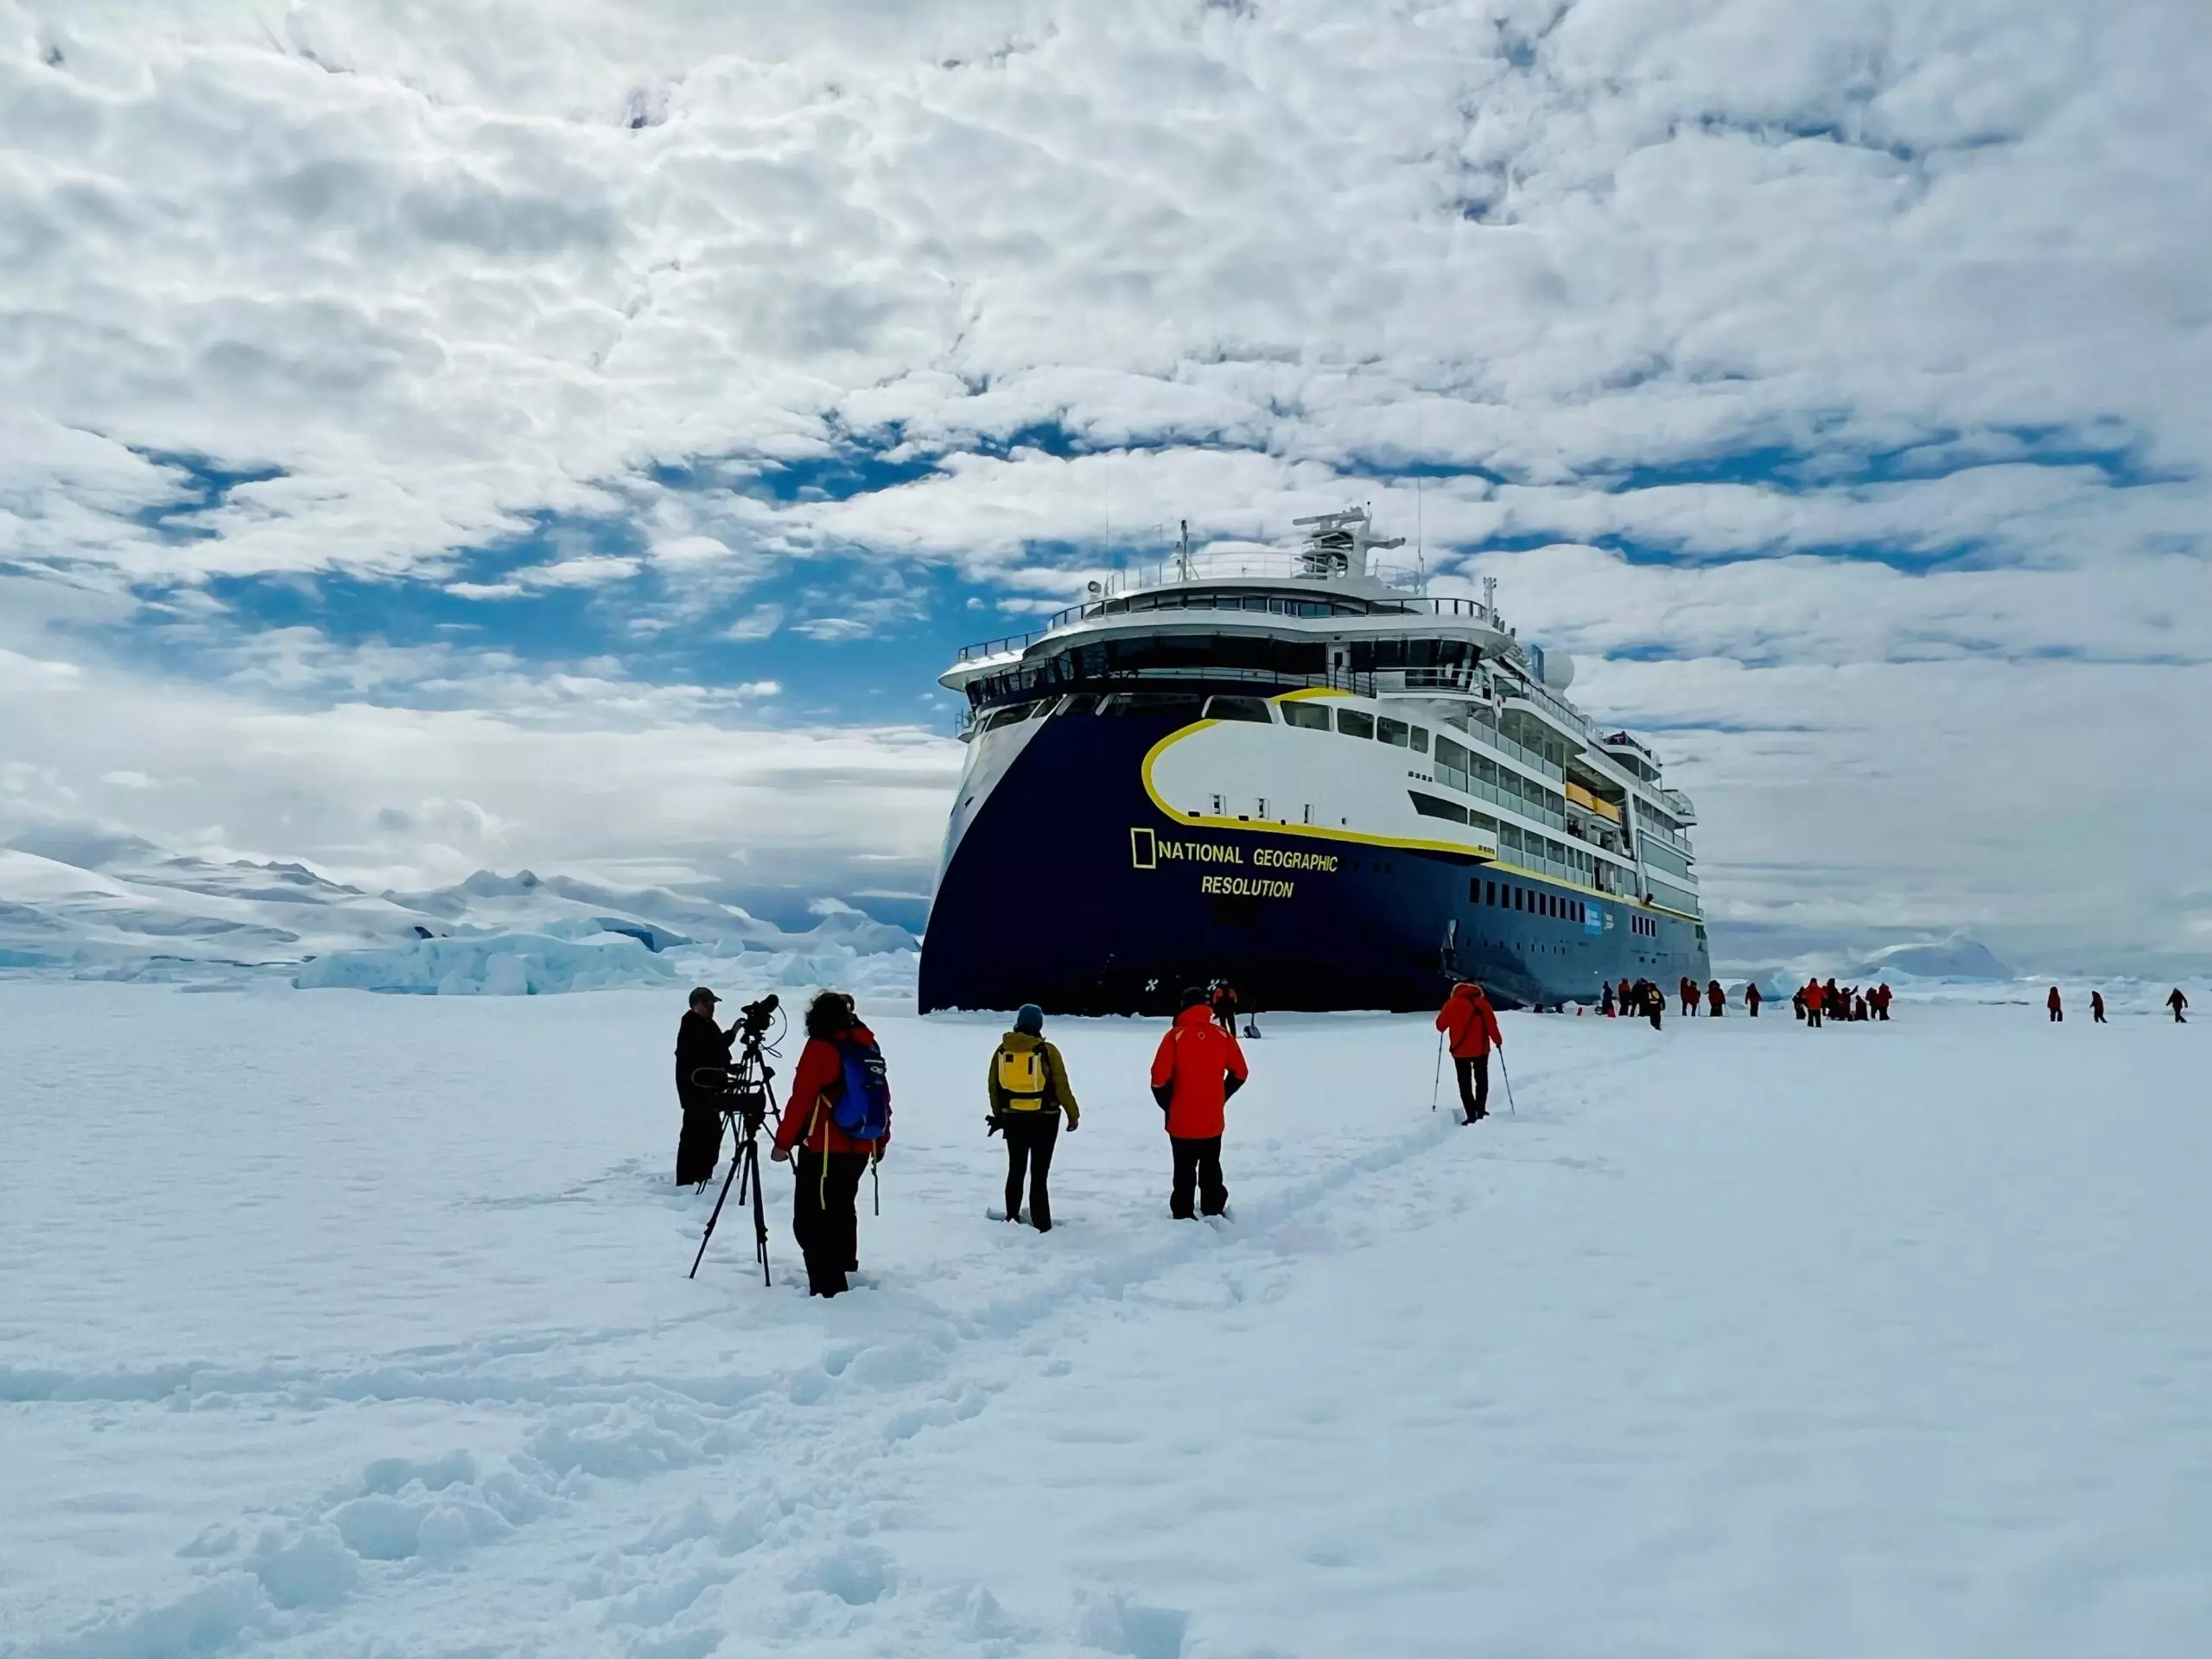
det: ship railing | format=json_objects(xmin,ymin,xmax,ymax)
[
  {"xmin": 1434, "ymin": 760, "xmax": 1567, "ymax": 833},
  {"xmin": 956, "ymin": 664, "xmax": 1384, "ymax": 738},
  {"xmin": 1659, "ymin": 786, "xmax": 1698, "ymax": 824},
  {"xmin": 1101, "ymin": 550, "xmax": 1428, "ymax": 595},
  {"xmin": 1500, "ymin": 679, "xmax": 1599, "ymax": 744},
  {"xmin": 953, "ymin": 589, "xmax": 1510, "ymax": 665},
  {"xmin": 1433, "ymin": 710, "xmax": 1563, "ymax": 783},
  {"xmin": 1636, "ymin": 815, "xmax": 1694, "ymax": 858}
]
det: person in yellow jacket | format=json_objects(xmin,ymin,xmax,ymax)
[{"xmin": 987, "ymin": 1003, "xmax": 1079, "ymax": 1231}]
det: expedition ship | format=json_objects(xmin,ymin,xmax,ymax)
[{"xmin": 920, "ymin": 509, "xmax": 1710, "ymax": 1014}]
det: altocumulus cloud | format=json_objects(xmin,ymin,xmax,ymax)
[{"xmin": 0, "ymin": 0, "xmax": 2206, "ymax": 963}]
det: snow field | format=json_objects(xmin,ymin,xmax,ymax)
[{"xmin": 3, "ymin": 987, "xmax": 2209, "ymax": 1656}]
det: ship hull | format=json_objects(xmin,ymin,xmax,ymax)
[{"xmin": 920, "ymin": 709, "xmax": 1710, "ymax": 1014}]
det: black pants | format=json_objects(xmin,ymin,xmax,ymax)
[
  {"xmin": 1648, "ymin": 1005, "xmax": 1663, "ymax": 1030},
  {"xmin": 1452, "ymin": 1052, "xmax": 1490, "ymax": 1120},
  {"xmin": 2050, "ymin": 1008, "xmax": 2063, "ymax": 1022},
  {"xmin": 2093, "ymin": 1007, "xmax": 2106, "ymax": 1024},
  {"xmin": 676, "ymin": 1103, "xmax": 723, "ymax": 1186},
  {"xmin": 793, "ymin": 1148, "xmax": 868, "ymax": 1297},
  {"xmin": 1002, "ymin": 1110, "xmax": 1061, "ymax": 1230},
  {"xmin": 1170, "ymin": 1135, "xmax": 1227, "ymax": 1218},
  {"xmin": 1808, "ymin": 1007, "xmax": 1821, "ymax": 1027}
]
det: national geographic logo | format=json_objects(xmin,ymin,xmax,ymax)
[{"xmin": 1130, "ymin": 827, "xmax": 1340, "ymax": 874}]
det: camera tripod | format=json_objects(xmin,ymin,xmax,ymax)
[{"xmin": 686, "ymin": 1030, "xmax": 782, "ymax": 1286}]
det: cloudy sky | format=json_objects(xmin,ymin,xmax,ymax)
[{"xmin": 3, "ymin": 0, "xmax": 2207, "ymax": 965}]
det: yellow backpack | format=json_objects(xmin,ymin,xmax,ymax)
[{"xmin": 995, "ymin": 1044, "xmax": 1050, "ymax": 1108}]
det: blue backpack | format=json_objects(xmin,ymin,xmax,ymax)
[{"xmin": 830, "ymin": 1036, "xmax": 892, "ymax": 1141}]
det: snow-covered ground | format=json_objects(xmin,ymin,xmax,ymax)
[{"xmin": 4, "ymin": 986, "xmax": 2208, "ymax": 1657}]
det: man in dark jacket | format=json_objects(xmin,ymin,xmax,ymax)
[
  {"xmin": 674, "ymin": 988, "xmax": 734, "ymax": 1187},
  {"xmin": 1151, "ymin": 986, "xmax": 1249, "ymax": 1219},
  {"xmin": 1436, "ymin": 980, "xmax": 1503, "ymax": 1123},
  {"xmin": 988, "ymin": 1003, "xmax": 1080, "ymax": 1231},
  {"xmin": 2169, "ymin": 988, "xmax": 2190, "ymax": 1023}
]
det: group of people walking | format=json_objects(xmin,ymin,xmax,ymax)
[
  {"xmin": 672, "ymin": 982, "xmax": 1253, "ymax": 1298},
  {"xmin": 2047, "ymin": 986, "xmax": 2191, "ymax": 1023},
  {"xmin": 1792, "ymin": 980, "xmax": 1892, "ymax": 1027},
  {"xmin": 1595, "ymin": 976, "xmax": 1764, "ymax": 1027}
]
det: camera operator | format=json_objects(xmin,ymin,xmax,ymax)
[{"xmin": 673, "ymin": 987, "xmax": 734, "ymax": 1187}]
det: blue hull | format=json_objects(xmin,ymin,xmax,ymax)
[{"xmin": 920, "ymin": 711, "xmax": 1710, "ymax": 1014}]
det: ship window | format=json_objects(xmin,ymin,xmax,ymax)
[
  {"xmin": 1028, "ymin": 698, "xmax": 1057, "ymax": 719},
  {"xmin": 1408, "ymin": 791, "xmax": 1469, "ymax": 823},
  {"xmin": 1513, "ymin": 887, "xmax": 1524, "ymax": 911},
  {"xmin": 1281, "ymin": 700, "xmax": 1332, "ymax": 732},
  {"xmin": 1105, "ymin": 692, "xmax": 1205, "ymax": 721},
  {"xmin": 1203, "ymin": 695, "xmax": 1274, "ymax": 724},
  {"xmin": 1377, "ymin": 717, "xmax": 1411, "ymax": 747},
  {"xmin": 1336, "ymin": 709, "xmax": 1375, "ymax": 739},
  {"xmin": 1408, "ymin": 726, "xmax": 1430, "ymax": 754},
  {"xmin": 1486, "ymin": 880, "xmax": 1497, "ymax": 906},
  {"xmin": 1435, "ymin": 736, "xmax": 1471, "ymax": 772},
  {"xmin": 983, "ymin": 703, "xmax": 1033, "ymax": 730},
  {"xmin": 1061, "ymin": 694, "xmax": 1100, "ymax": 716}
]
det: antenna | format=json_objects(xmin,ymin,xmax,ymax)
[
  {"xmin": 1178, "ymin": 518, "xmax": 1191, "ymax": 582},
  {"xmin": 1483, "ymin": 574, "xmax": 1498, "ymax": 621}
]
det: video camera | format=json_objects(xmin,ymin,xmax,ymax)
[{"xmin": 737, "ymin": 992, "xmax": 779, "ymax": 1039}]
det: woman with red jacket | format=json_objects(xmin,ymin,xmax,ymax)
[
  {"xmin": 1150, "ymin": 986, "xmax": 1250, "ymax": 1218},
  {"xmin": 772, "ymin": 990, "xmax": 891, "ymax": 1297},
  {"xmin": 1436, "ymin": 979, "xmax": 1503, "ymax": 1124}
]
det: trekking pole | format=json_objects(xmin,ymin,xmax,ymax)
[
  {"xmin": 1497, "ymin": 1048, "xmax": 1517, "ymax": 1116},
  {"xmin": 871, "ymin": 1154, "xmax": 880, "ymax": 1217},
  {"xmin": 1430, "ymin": 1030, "xmax": 1445, "ymax": 1113}
]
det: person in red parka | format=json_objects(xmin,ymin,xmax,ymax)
[
  {"xmin": 772, "ymin": 989, "xmax": 891, "ymax": 1297},
  {"xmin": 1745, "ymin": 981, "xmax": 1763, "ymax": 1017},
  {"xmin": 1150, "ymin": 985, "xmax": 1250, "ymax": 1219},
  {"xmin": 1804, "ymin": 978, "xmax": 1825, "ymax": 1028},
  {"xmin": 2046, "ymin": 986, "xmax": 2063, "ymax": 1023},
  {"xmin": 1436, "ymin": 979, "xmax": 1503, "ymax": 1124}
]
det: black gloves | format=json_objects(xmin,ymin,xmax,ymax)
[
  {"xmin": 1152, "ymin": 1083, "xmax": 1173, "ymax": 1113},
  {"xmin": 1224, "ymin": 1073, "xmax": 1245, "ymax": 1100}
]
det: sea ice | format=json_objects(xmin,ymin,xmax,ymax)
[{"xmin": 3, "ymin": 984, "xmax": 2206, "ymax": 1656}]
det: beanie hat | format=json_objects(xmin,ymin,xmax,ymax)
[
  {"xmin": 1180, "ymin": 985, "xmax": 1208, "ymax": 1010},
  {"xmin": 1014, "ymin": 1003, "xmax": 1044, "ymax": 1035}
]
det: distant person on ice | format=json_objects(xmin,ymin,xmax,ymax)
[
  {"xmin": 1707, "ymin": 979, "xmax": 1725, "ymax": 1017},
  {"xmin": 1599, "ymin": 981, "xmax": 1615, "ymax": 1018},
  {"xmin": 1151, "ymin": 985, "xmax": 1249, "ymax": 1219},
  {"xmin": 1436, "ymin": 979, "xmax": 1503, "ymax": 1125},
  {"xmin": 1680, "ymin": 976, "xmax": 1698, "ymax": 1017},
  {"xmin": 771, "ymin": 991, "xmax": 891, "ymax": 1298},
  {"xmin": 2047, "ymin": 986, "xmax": 2063, "ymax": 1023},
  {"xmin": 2091, "ymin": 990, "xmax": 2107, "ymax": 1025},
  {"xmin": 673, "ymin": 987, "xmax": 734, "ymax": 1188},
  {"xmin": 2168, "ymin": 988, "xmax": 2189, "ymax": 1023},
  {"xmin": 987, "ymin": 1003, "xmax": 1079, "ymax": 1232},
  {"xmin": 1641, "ymin": 979, "xmax": 1664, "ymax": 1030},
  {"xmin": 1210, "ymin": 980, "xmax": 1240, "ymax": 1035},
  {"xmin": 1745, "ymin": 981, "xmax": 1763, "ymax": 1017},
  {"xmin": 1804, "ymin": 979, "xmax": 1825, "ymax": 1028}
]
